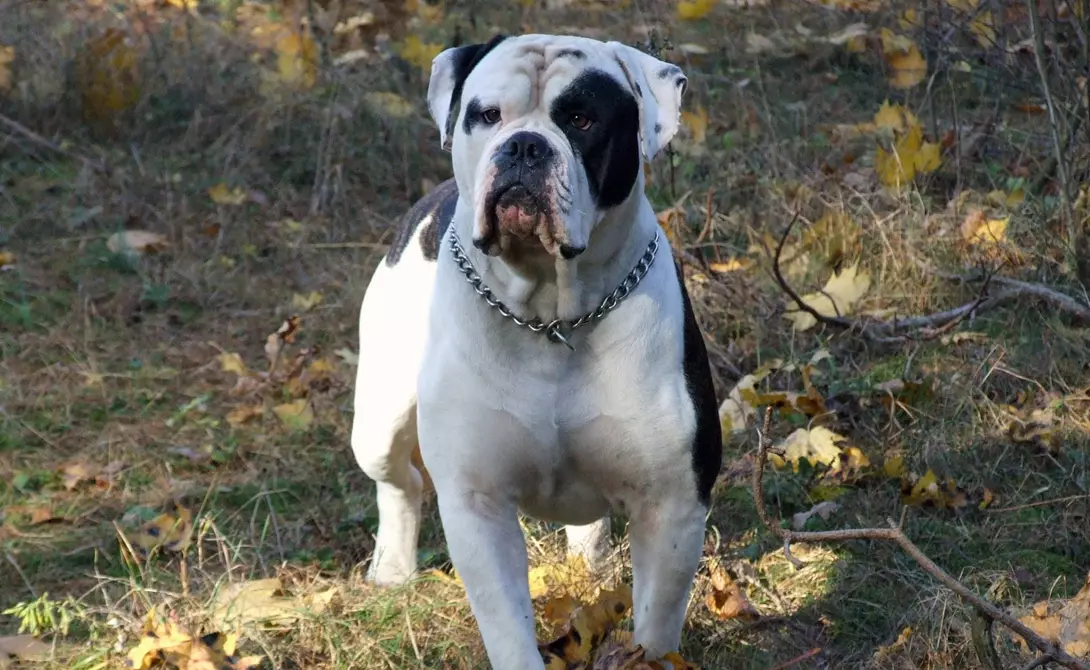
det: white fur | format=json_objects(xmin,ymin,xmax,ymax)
[{"xmin": 353, "ymin": 35, "xmax": 709, "ymax": 669}]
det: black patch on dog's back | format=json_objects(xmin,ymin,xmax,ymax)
[
  {"xmin": 384, "ymin": 178, "xmax": 459, "ymax": 267},
  {"xmin": 443, "ymin": 34, "xmax": 508, "ymax": 143},
  {"xmin": 549, "ymin": 69, "xmax": 641, "ymax": 209},
  {"xmin": 674, "ymin": 260, "xmax": 723, "ymax": 507}
]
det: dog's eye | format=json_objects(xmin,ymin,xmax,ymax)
[
  {"xmin": 480, "ymin": 108, "xmax": 502, "ymax": 125},
  {"xmin": 569, "ymin": 113, "xmax": 593, "ymax": 131}
]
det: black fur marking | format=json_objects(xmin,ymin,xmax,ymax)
[
  {"xmin": 675, "ymin": 76, "xmax": 687, "ymax": 94},
  {"xmin": 657, "ymin": 64, "xmax": 681, "ymax": 79},
  {"xmin": 549, "ymin": 69, "xmax": 640, "ymax": 209},
  {"xmin": 674, "ymin": 260, "xmax": 723, "ymax": 507},
  {"xmin": 555, "ymin": 48, "xmax": 586, "ymax": 60},
  {"xmin": 653, "ymin": 122, "xmax": 662, "ymax": 135},
  {"xmin": 384, "ymin": 178, "xmax": 459, "ymax": 267},
  {"xmin": 462, "ymin": 97, "xmax": 485, "ymax": 135},
  {"xmin": 443, "ymin": 34, "xmax": 508, "ymax": 144}
]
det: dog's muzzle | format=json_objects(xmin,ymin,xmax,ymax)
[{"xmin": 474, "ymin": 131, "xmax": 581, "ymax": 259}]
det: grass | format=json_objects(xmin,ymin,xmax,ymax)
[{"xmin": 2, "ymin": 0, "xmax": 1090, "ymax": 668}]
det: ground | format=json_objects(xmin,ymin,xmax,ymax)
[{"xmin": 1, "ymin": 0, "xmax": 1089, "ymax": 668}]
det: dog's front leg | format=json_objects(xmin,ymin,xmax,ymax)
[
  {"xmin": 437, "ymin": 488, "xmax": 545, "ymax": 670},
  {"xmin": 627, "ymin": 495, "xmax": 707, "ymax": 660}
]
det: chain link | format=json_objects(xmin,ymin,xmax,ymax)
[{"xmin": 448, "ymin": 228, "xmax": 660, "ymax": 351}]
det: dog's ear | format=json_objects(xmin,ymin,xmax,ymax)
[
  {"xmin": 427, "ymin": 34, "xmax": 508, "ymax": 152},
  {"xmin": 608, "ymin": 42, "xmax": 688, "ymax": 162}
]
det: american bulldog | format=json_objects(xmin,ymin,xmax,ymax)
[{"xmin": 351, "ymin": 33, "xmax": 723, "ymax": 669}]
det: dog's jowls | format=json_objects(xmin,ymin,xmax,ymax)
[{"xmin": 350, "ymin": 34, "xmax": 723, "ymax": 669}]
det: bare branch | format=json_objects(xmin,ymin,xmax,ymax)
[
  {"xmin": 0, "ymin": 112, "xmax": 109, "ymax": 175},
  {"xmin": 750, "ymin": 407, "xmax": 1090, "ymax": 670}
]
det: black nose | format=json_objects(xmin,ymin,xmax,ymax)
[{"xmin": 500, "ymin": 131, "xmax": 554, "ymax": 165}]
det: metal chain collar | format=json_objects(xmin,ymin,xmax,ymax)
[{"xmin": 447, "ymin": 228, "xmax": 660, "ymax": 351}]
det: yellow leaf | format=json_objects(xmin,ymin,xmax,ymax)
[
  {"xmin": 875, "ymin": 118, "xmax": 941, "ymax": 189},
  {"xmin": 879, "ymin": 27, "xmax": 916, "ymax": 54},
  {"xmin": 208, "ymin": 182, "xmax": 248, "ymax": 206},
  {"xmin": 718, "ymin": 370, "xmax": 775, "ymax": 435},
  {"xmin": 60, "ymin": 461, "xmax": 99, "ymax": 491},
  {"xmin": 968, "ymin": 10, "xmax": 997, "ymax": 47},
  {"xmin": 397, "ymin": 35, "xmax": 444, "ymax": 73},
  {"xmin": 363, "ymin": 91, "xmax": 415, "ymax": 119},
  {"xmin": 537, "ymin": 584, "xmax": 633, "ymax": 664},
  {"xmin": 131, "ymin": 505, "xmax": 195, "ymax": 553},
  {"xmin": 218, "ymin": 352, "xmax": 250, "ymax": 376},
  {"xmin": 783, "ymin": 263, "xmax": 871, "ymax": 331},
  {"xmin": 901, "ymin": 469, "xmax": 968, "ymax": 510},
  {"xmin": 961, "ymin": 209, "xmax": 1009, "ymax": 245},
  {"xmin": 273, "ymin": 398, "xmax": 314, "ymax": 430},
  {"xmin": 680, "ymin": 105, "xmax": 708, "ymax": 144},
  {"xmin": 0, "ymin": 44, "xmax": 13, "ymax": 93},
  {"xmin": 227, "ymin": 404, "xmax": 265, "ymax": 426},
  {"xmin": 0, "ymin": 250, "xmax": 15, "ymax": 271},
  {"xmin": 275, "ymin": 31, "xmax": 319, "ymax": 90},
  {"xmin": 707, "ymin": 257, "xmax": 753, "ymax": 273},
  {"xmin": 886, "ymin": 44, "xmax": 927, "ymax": 89},
  {"xmin": 126, "ymin": 618, "xmax": 193, "ymax": 670},
  {"xmin": 106, "ymin": 230, "xmax": 169, "ymax": 255},
  {"xmin": 291, "ymin": 291, "xmax": 324, "ymax": 311},
  {"xmin": 210, "ymin": 577, "xmax": 302, "ymax": 628},
  {"xmin": 775, "ymin": 426, "xmax": 847, "ymax": 471},
  {"xmin": 883, "ymin": 452, "xmax": 906, "ymax": 478},
  {"xmin": 677, "ymin": 0, "xmax": 716, "ymax": 20},
  {"xmin": 898, "ymin": 8, "xmax": 920, "ymax": 29}
]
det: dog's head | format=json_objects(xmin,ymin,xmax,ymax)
[{"xmin": 426, "ymin": 34, "xmax": 687, "ymax": 260}]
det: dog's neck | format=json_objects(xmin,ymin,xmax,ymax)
[{"xmin": 455, "ymin": 184, "xmax": 658, "ymax": 325}]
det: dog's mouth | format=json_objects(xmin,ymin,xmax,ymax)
[{"xmin": 490, "ymin": 184, "xmax": 546, "ymax": 235}]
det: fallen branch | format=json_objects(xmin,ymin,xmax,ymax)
[
  {"xmin": 0, "ymin": 112, "xmax": 109, "ymax": 175},
  {"xmin": 749, "ymin": 407, "xmax": 1090, "ymax": 670},
  {"xmin": 769, "ymin": 215, "xmax": 1090, "ymax": 342},
  {"xmin": 768, "ymin": 214, "xmax": 997, "ymax": 343}
]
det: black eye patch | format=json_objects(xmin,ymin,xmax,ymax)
[{"xmin": 549, "ymin": 69, "xmax": 641, "ymax": 209}]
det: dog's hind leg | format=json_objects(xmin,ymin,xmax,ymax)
[
  {"xmin": 564, "ymin": 517, "xmax": 611, "ymax": 572},
  {"xmin": 351, "ymin": 256, "xmax": 435, "ymax": 586}
]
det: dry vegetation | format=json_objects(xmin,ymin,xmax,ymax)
[{"xmin": 1, "ymin": 0, "xmax": 1090, "ymax": 667}]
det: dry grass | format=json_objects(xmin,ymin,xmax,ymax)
[{"xmin": 2, "ymin": 0, "xmax": 1090, "ymax": 668}]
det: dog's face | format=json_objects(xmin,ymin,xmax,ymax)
[{"xmin": 426, "ymin": 34, "xmax": 687, "ymax": 260}]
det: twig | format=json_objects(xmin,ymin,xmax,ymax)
[
  {"xmin": 1021, "ymin": 655, "xmax": 1055, "ymax": 670},
  {"xmin": 987, "ymin": 494, "xmax": 1090, "ymax": 514},
  {"xmin": 766, "ymin": 647, "xmax": 822, "ymax": 670},
  {"xmin": 750, "ymin": 407, "xmax": 1090, "ymax": 670},
  {"xmin": 768, "ymin": 215, "xmax": 998, "ymax": 343},
  {"xmin": 1025, "ymin": 0, "xmax": 1074, "ymax": 227},
  {"xmin": 0, "ymin": 112, "xmax": 109, "ymax": 174}
]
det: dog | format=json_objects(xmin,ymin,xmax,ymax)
[{"xmin": 351, "ymin": 33, "xmax": 723, "ymax": 669}]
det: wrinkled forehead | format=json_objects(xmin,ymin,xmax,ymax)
[{"xmin": 463, "ymin": 35, "xmax": 628, "ymax": 104}]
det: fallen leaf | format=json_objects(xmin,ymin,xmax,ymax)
[
  {"xmin": 792, "ymin": 501, "xmax": 840, "ymax": 530},
  {"xmin": 1015, "ymin": 573, "xmax": 1090, "ymax": 657},
  {"xmin": 704, "ymin": 562, "xmax": 760, "ymax": 621},
  {"xmin": 208, "ymin": 183, "xmax": 249, "ymax": 206},
  {"xmin": 290, "ymin": 291, "xmax": 324, "ymax": 311},
  {"xmin": 707, "ymin": 258, "xmax": 753, "ymax": 273},
  {"xmin": 273, "ymin": 399, "xmax": 314, "ymax": 430},
  {"xmin": 274, "ymin": 30, "xmax": 319, "ymax": 90},
  {"xmin": 827, "ymin": 22, "xmax": 870, "ymax": 47},
  {"xmin": 265, "ymin": 316, "xmax": 302, "ymax": 366},
  {"xmin": 60, "ymin": 461, "xmax": 100, "ymax": 490},
  {"xmin": 677, "ymin": 0, "xmax": 716, "ymax": 20},
  {"xmin": 782, "ymin": 263, "xmax": 871, "ymax": 331},
  {"xmin": 538, "ymin": 584, "xmax": 633, "ymax": 665},
  {"xmin": 210, "ymin": 577, "xmax": 301, "ymax": 628},
  {"xmin": 218, "ymin": 352, "xmax": 250, "ymax": 376},
  {"xmin": 901, "ymin": 469, "xmax": 968, "ymax": 510},
  {"xmin": 76, "ymin": 28, "xmax": 142, "ymax": 132},
  {"xmin": 770, "ymin": 426, "xmax": 847, "ymax": 471},
  {"xmin": 131, "ymin": 505, "xmax": 194, "ymax": 553},
  {"xmin": 880, "ymin": 29, "xmax": 927, "ymax": 89},
  {"xmin": 961, "ymin": 210, "xmax": 1008, "ymax": 245},
  {"xmin": 106, "ymin": 230, "xmax": 169, "ymax": 255},
  {"xmin": 0, "ymin": 250, "xmax": 15, "ymax": 271},
  {"xmin": 875, "ymin": 115, "xmax": 942, "ymax": 189},
  {"xmin": 227, "ymin": 404, "xmax": 265, "ymax": 427}
]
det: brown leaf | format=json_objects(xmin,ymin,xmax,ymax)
[
  {"xmin": 226, "ymin": 404, "xmax": 265, "ymax": 427},
  {"xmin": 0, "ymin": 635, "xmax": 50, "ymax": 664},
  {"xmin": 106, "ymin": 230, "xmax": 168, "ymax": 255},
  {"xmin": 704, "ymin": 563, "xmax": 759, "ymax": 621},
  {"xmin": 60, "ymin": 461, "xmax": 100, "ymax": 491}
]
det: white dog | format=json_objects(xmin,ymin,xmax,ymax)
[{"xmin": 351, "ymin": 33, "xmax": 722, "ymax": 669}]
